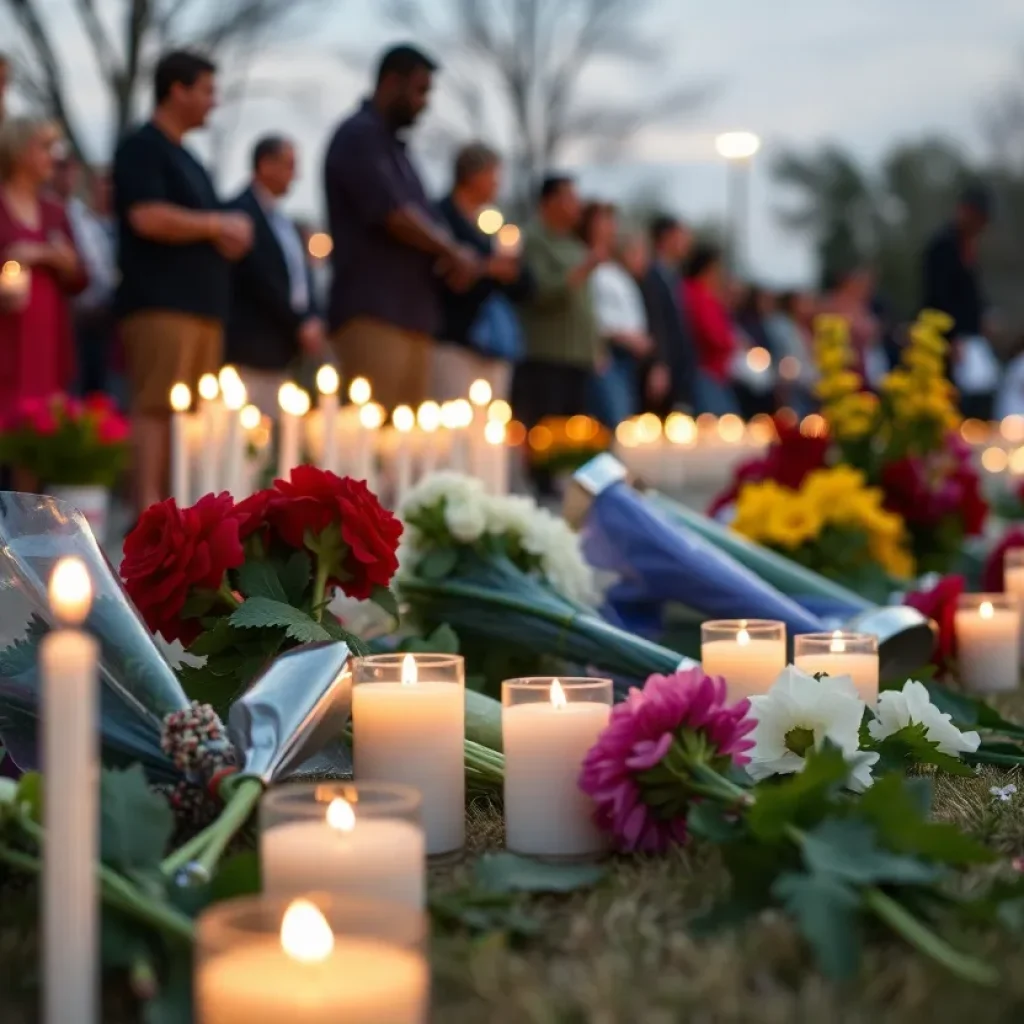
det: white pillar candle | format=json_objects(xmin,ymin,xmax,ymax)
[
  {"xmin": 954, "ymin": 595, "xmax": 1020, "ymax": 694},
  {"xmin": 355, "ymin": 402, "xmax": 383, "ymax": 491},
  {"xmin": 169, "ymin": 383, "xmax": 192, "ymax": 506},
  {"xmin": 221, "ymin": 377, "xmax": 248, "ymax": 497},
  {"xmin": 793, "ymin": 631, "xmax": 879, "ymax": 706},
  {"xmin": 352, "ymin": 654, "xmax": 465, "ymax": 855},
  {"xmin": 502, "ymin": 678, "xmax": 612, "ymax": 859},
  {"xmin": 442, "ymin": 400, "xmax": 471, "ymax": 474},
  {"xmin": 468, "ymin": 379, "xmax": 492, "ymax": 480},
  {"xmin": 42, "ymin": 558, "xmax": 99, "ymax": 1024},
  {"xmin": 197, "ymin": 373, "xmax": 221, "ymax": 497},
  {"xmin": 701, "ymin": 620, "xmax": 787, "ymax": 702},
  {"xmin": 416, "ymin": 402, "xmax": 441, "ymax": 482},
  {"xmin": 391, "ymin": 405, "xmax": 415, "ymax": 506},
  {"xmin": 277, "ymin": 382, "xmax": 309, "ymax": 480},
  {"xmin": 483, "ymin": 421, "xmax": 508, "ymax": 495},
  {"xmin": 261, "ymin": 796, "xmax": 425, "ymax": 907},
  {"xmin": 1004, "ymin": 556, "xmax": 1024, "ymax": 657},
  {"xmin": 196, "ymin": 900, "xmax": 427, "ymax": 1024},
  {"xmin": 316, "ymin": 365, "xmax": 341, "ymax": 475}
]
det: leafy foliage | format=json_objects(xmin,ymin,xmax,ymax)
[{"xmin": 868, "ymin": 722, "xmax": 977, "ymax": 778}]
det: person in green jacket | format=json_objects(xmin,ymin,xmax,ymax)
[{"xmin": 511, "ymin": 175, "xmax": 607, "ymax": 429}]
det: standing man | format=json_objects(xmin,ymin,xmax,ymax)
[
  {"xmin": 114, "ymin": 50, "xmax": 252, "ymax": 514},
  {"xmin": 226, "ymin": 135, "xmax": 324, "ymax": 414},
  {"xmin": 324, "ymin": 43, "xmax": 478, "ymax": 410},
  {"xmin": 640, "ymin": 215, "xmax": 697, "ymax": 413},
  {"xmin": 511, "ymin": 175, "xmax": 603, "ymax": 429}
]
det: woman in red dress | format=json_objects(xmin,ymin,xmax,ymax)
[{"xmin": 0, "ymin": 118, "xmax": 87, "ymax": 409}]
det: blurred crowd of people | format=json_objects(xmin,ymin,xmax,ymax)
[{"xmin": 0, "ymin": 44, "xmax": 1008, "ymax": 515}]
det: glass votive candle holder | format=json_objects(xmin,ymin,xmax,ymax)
[
  {"xmin": 195, "ymin": 892, "xmax": 427, "ymax": 1024},
  {"xmin": 1004, "ymin": 550, "xmax": 1024, "ymax": 656},
  {"xmin": 351, "ymin": 653, "xmax": 465, "ymax": 857},
  {"xmin": 701, "ymin": 619, "xmax": 787, "ymax": 702},
  {"xmin": 794, "ymin": 631, "xmax": 879, "ymax": 705},
  {"xmin": 260, "ymin": 782, "xmax": 425, "ymax": 907},
  {"xmin": 502, "ymin": 677, "xmax": 613, "ymax": 860},
  {"xmin": 954, "ymin": 594, "xmax": 1020, "ymax": 694}
]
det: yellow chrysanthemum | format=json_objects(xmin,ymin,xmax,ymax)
[
  {"xmin": 763, "ymin": 499, "xmax": 825, "ymax": 550},
  {"xmin": 732, "ymin": 480, "xmax": 793, "ymax": 541},
  {"xmin": 907, "ymin": 327, "xmax": 948, "ymax": 358},
  {"xmin": 815, "ymin": 371, "xmax": 863, "ymax": 403},
  {"xmin": 903, "ymin": 348, "xmax": 945, "ymax": 378},
  {"xmin": 870, "ymin": 537, "xmax": 915, "ymax": 580},
  {"xmin": 802, "ymin": 466, "xmax": 866, "ymax": 507},
  {"xmin": 917, "ymin": 309, "xmax": 954, "ymax": 334},
  {"xmin": 816, "ymin": 347, "xmax": 849, "ymax": 376}
]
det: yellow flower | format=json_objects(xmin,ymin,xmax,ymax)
[
  {"xmin": 815, "ymin": 371, "xmax": 862, "ymax": 403},
  {"xmin": 816, "ymin": 347, "xmax": 849, "ymax": 376},
  {"xmin": 732, "ymin": 480, "xmax": 793, "ymax": 541},
  {"xmin": 764, "ymin": 499, "xmax": 824, "ymax": 550},
  {"xmin": 903, "ymin": 347, "xmax": 945, "ymax": 378},
  {"xmin": 870, "ymin": 536, "xmax": 915, "ymax": 579},
  {"xmin": 917, "ymin": 309, "xmax": 954, "ymax": 334},
  {"xmin": 802, "ymin": 466, "xmax": 866, "ymax": 508},
  {"xmin": 907, "ymin": 326, "xmax": 948, "ymax": 358},
  {"xmin": 813, "ymin": 314, "xmax": 851, "ymax": 346}
]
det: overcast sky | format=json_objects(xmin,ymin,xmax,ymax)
[{"xmin": 13, "ymin": 0, "xmax": 1024, "ymax": 283}]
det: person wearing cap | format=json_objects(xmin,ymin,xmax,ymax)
[{"xmin": 921, "ymin": 184, "xmax": 997, "ymax": 418}]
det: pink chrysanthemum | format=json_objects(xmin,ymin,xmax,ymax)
[{"xmin": 579, "ymin": 668, "xmax": 756, "ymax": 852}]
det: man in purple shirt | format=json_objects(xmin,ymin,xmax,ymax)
[{"xmin": 324, "ymin": 44, "xmax": 479, "ymax": 410}]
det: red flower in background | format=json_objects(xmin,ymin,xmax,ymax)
[
  {"xmin": 121, "ymin": 492, "xmax": 246, "ymax": 644},
  {"xmin": 982, "ymin": 527, "xmax": 1024, "ymax": 593},
  {"xmin": 903, "ymin": 574, "xmax": 964, "ymax": 673},
  {"xmin": 234, "ymin": 488, "xmax": 281, "ymax": 541}
]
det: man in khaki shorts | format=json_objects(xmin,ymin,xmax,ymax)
[{"xmin": 114, "ymin": 50, "xmax": 252, "ymax": 514}]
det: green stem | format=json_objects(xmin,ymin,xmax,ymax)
[
  {"xmin": 863, "ymin": 888, "xmax": 997, "ymax": 986},
  {"xmin": 312, "ymin": 556, "xmax": 330, "ymax": 623},
  {"xmin": 966, "ymin": 750, "xmax": 1024, "ymax": 768},
  {"xmin": 160, "ymin": 819, "xmax": 222, "ymax": 878},
  {"xmin": 218, "ymin": 580, "xmax": 242, "ymax": 609},
  {"xmin": 195, "ymin": 777, "xmax": 263, "ymax": 877}
]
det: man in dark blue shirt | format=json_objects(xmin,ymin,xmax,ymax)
[{"xmin": 323, "ymin": 44, "xmax": 479, "ymax": 410}]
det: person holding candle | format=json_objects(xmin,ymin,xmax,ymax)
[
  {"xmin": 225, "ymin": 135, "xmax": 325, "ymax": 417},
  {"xmin": 431, "ymin": 142, "xmax": 533, "ymax": 404},
  {"xmin": 0, "ymin": 118, "xmax": 87, "ymax": 429}
]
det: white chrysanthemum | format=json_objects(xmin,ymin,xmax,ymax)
[
  {"xmin": 484, "ymin": 494, "xmax": 536, "ymax": 537},
  {"xmin": 867, "ymin": 679, "xmax": 981, "ymax": 756},
  {"xmin": 748, "ymin": 666, "xmax": 876, "ymax": 790},
  {"xmin": 444, "ymin": 497, "xmax": 487, "ymax": 543},
  {"xmin": 399, "ymin": 471, "xmax": 484, "ymax": 519}
]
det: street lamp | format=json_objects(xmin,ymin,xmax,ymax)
[{"xmin": 714, "ymin": 131, "xmax": 761, "ymax": 276}]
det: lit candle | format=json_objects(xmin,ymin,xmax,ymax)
[
  {"xmin": 238, "ymin": 404, "xmax": 262, "ymax": 497},
  {"xmin": 260, "ymin": 785, "xmax": 425, "ymax": 908},
  {"xmin": 793, "ymin": 631, "xmax": 879, "ymax": 705},
  {"xmin": 42, "ymin": 557, "xmax": 99, "ymax": 1024},
  {"xmin": 416, "ymin": 401, "xmax": 441, "ymax": 480},
  {"xmin": 1003, "ymin": 549, "xmax": 1024, "ymax": 658},
  {"xmin": 483, "ymin": 420, "xmax": 508, "ymax": 495},
  {"xmin": 468, "ymin": 378, "xmax": 492, "ymax": 481},
  {"xmin": 355, "ymin": 402, "xmax": 383, "ymax": 491},
  {"xmin": 391, "ymin": 405, "xmax": 415, "ymax": 506},
  {"xmin": 221, "ymin": 375, "xmax": 248, "ymax": 497},
  {"xmin": 277, "ymin": 383, "xmax": 309, "ymax": 480},
  {"xmin": 502, "ymin": 678, "xmax": 612, "ymax": 859},
  {"xmin": 496, "ymin": 223, "xmax": 522, "ymax": 257},
  {"xmin": 954, "ymin": 595, "xmax": 1020, "ymax": 694},
  {"xmin": 443, "ymin": 399, "xmax": 472, "ymax": 474},
  {"xmin": 196, "ymin": 897, "xmax": 428, "ymax": 1024},
  {"xmin": 316, "ymin": 365, "xmax": 341, "ymax": 475},
  {"xmin": 169, "ymin": 382, "xmax": 192, "ymax": 506},
  {"xmin": 701, "ymin": 619, "xmax": 787, "ymax": 702},
  {"xmin": 352, "ymin": 654, "xmax": 465, "ymax": 856},
  {"xmin": 0, "ymin": 258, "xmax": 31, "ymax": 308},
  {"xmin": 197, "ymin": 373, "xmax": 221, "ymax": 497}
]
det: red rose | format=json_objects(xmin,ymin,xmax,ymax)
[
  {"xmin": 96, "ymin": 413, "xmax": 129, "ymax": 445},
  {"xmin": 268, "ymin": 466, "xmax": 402, "ymax": 598},
  {"xmin": 982, "ymin": 527, "xmax": 1024, "ymax": 592},
  {"xmin": 235, "ymin": 488, "xmax": 281, "ymax": 541},
  {"xmin": 904, "ymin": 574, "xmax": 964, "ymax": 673},
  {"xmin": 120, "ymin": 492, "xmax": 245, "ymax": 644},
  {"xmin": 955, "ymin": 467, "xmax": 987, "ymax": 537}
]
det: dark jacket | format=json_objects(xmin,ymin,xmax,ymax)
[
  {"xmin": 922, "ymin": 223, "xmax": 984, "ymax": 337},
  {"xmin": 640, "ymin": 262, "xmax": 698, "ymax": 408},
  {"xmin": 225, "ymin": 186, "xmax": 315, "ymax": 371},
  {"xmin": 435, "ymin": 194, "xmax": 534, "ymax": 348}
]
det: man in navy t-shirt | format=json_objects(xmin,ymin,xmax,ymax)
[{"xmin": 114, "ymin": 50, "xmax": 252, "ymax": 513}]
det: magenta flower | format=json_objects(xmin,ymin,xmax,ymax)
[{"xmin": 579, "ymin": 668, "xmax": 756, "ymax": 853}]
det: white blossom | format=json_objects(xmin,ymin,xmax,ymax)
[
  {"xmin": 867, "ymin": 680, "xmax": 981, "ymax": 757},
  {"xmin": 990, "ymin": 784, "xmax": 1017, "ymax": 803},
  {"xmin": 444, "ymin": 498, "xmax": 487, "ymax": 543}
]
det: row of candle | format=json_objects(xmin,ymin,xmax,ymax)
[{"xmin": 169, "ymin": 367, "xmax": 512, "ymax": 508}]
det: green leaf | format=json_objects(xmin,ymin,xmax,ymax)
[
  {"xmin": 211, "ymin": 850, "xmax": 261, "ymax": 903},
  {"xmin": 142, "ymin": 947, "xmax": 193, "ymax": 1024},
  {"xmin": 687, "ymin": 801, "xmax": 745, "ymax": 843},
  {"xmin": 175, "ymin": 664, "xmax": 242, "ymax": 717},
  {"xmin": 236, "ymin": 560, "xmax": 289, "ymax": 603},
  {"xmin": 772, "ymin": 872, "xmax": 862, "ymax": 981},
  {"xmin": 474, "ymin": 852, "xmax": 606, "ymax": 894},
  {"xmin": 319, "ymin": 614, "xmax": 370, "ymax": 656},
  {"xmin": 747, "ymin": 743, "xmax": 850, "ymax": 842},
  {"xmin": 922, "ymin": 681, "xmax": 1024, "ymax": 739},
  {"xmin": 304, "ymin": 522, "xmax": 349, "ymax": 583},
  {"xmin": 187, "ymin": 618, "xmax": 239, "ymax": 658},
  {"xmin": 800, "ymin": 818, "xmax": 942, "ymax": 885},
  {"xmin": 424, "ymin": 623, "xmax": 460, "ymax": 654},
  {"xmin": 857, "ymin": 773, "xmax": 996, "ymax": 866},
  {"xmin": 867, "ymin": 721, "xmax": 975, "ymax": 777},
  {"xmin": 279, "ymin": 550, "xmax": 313, "ymax": 605},
  {"xmin": 417, "ymin": 546, "xmax": 459, "ymax": 580},
  {"xmin": 16, "ymin": 771, "xmax": 43, "ymax": 823},
  {"xmin": 370, "ymin": 584, "xmax": 400, "ymax": 623},
  {"xmin": 429, "ymin": 890, "xmax": 541, "ymax": 942},
  {"xmin": 230, "ymin": 596, "xmax": 332, "ymax": 644},
  {"xmin": 179, "ymin": 589, "xmax": 218, "ymax": 621},
  {"xmin": 100, "ymin": 765, "xmax": 174, "ymax": 874}
]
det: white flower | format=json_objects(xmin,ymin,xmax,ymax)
[
  {"xmin": 399, "ymin": 471, "xmax": 484, "ymax": 520},
  {"xmin": 990, "ymin": 784, "xmax": 1017, "ymax": 803},
  {"xmin": 444, "ymin": 498, "xmax": 487, "ymax": 543},
  {"xmin": 867, "ymin": 680, "xmax": 981, "ymax": 756},
  {"xmin": 747, "ymin": 666, "xmax": 876, "ymax": 790}
]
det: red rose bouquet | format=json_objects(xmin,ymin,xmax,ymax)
[
  {"xmin": 0, "ymin": 392, "xmax": 129, "ymax": 488},
  {"xmin": 121, "ymin": 465, "xmax": 403, "ymax": 710}
]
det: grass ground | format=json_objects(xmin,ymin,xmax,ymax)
[{"xmin": 2, "ymin": 708, "xmax": 1024, "ymax": 1023}]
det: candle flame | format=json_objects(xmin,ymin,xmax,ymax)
[
  {"xmin": 484, "ymin": 420, "xmax": 506, "ymax": 446},
  {"xmin": 736, "ymin": 628, "xmax": 750, "ymax": 646},
  {"xmin": 348, "ymin": 376, "xmax": 371, "ymax": 406},
  {"xmin": 550, "ymin": 678, "xmax": 567, "ymax": 709},
  {"xmin": 487, "ymin": 399, "xmax": 512, "ymax": 425},
  {"xmin": 326, "ymin": 797, "xmax": 356, "ymax": 833},
  {"xmin": 280, "ymin": 899, "xmax": 334, "ymax": 963},
  {"xmin": 417, "ymin": 400, "xmax": 441, "ymax": 432},
  {"xmin": 1, "ymin": 259, "xmax": 22, "ymax": 278},
  {"xmin": 359, "ymin": 402, "xmax": 384, "ymax": 430},
  {"xmin": 169, "ymin": 382, "xmax": 191, "ymax": 412},
  {"xmin": 49, "ymin": 557, "xmax": 93, "ymax": 626},
  {"xmin": 980, "ymin": 600, "xmax": 994, "ymax": 620},
  {"xmin": 218, "ymin": 364, "xmax": 242, "ymax": 394},
  {"xmin": 830, "ymin": 629, "xmax": 846, "ymax": 654},
  {"xmin": 278, "ymin": 383, "xmax": 310, "ymax": 417},
  {"xmin": 222, "ymin": 377, "xmax": 248, "ymax": 411},
  {"xmin": 316, "ymin": 364, "xmax": 340, "ymax": 396},
  {"xmin": 401, "ymin": 653, "xmax": 418, "ymax": 687},
  {"xmin": 198, "ymin": 373, "xmax": 219, "ymax": 401},
  {"xmin": 393, "ymin": 404, "xmax": 415, "ymax": 433},
  {"xmin": 469, "ymin": 378, "xmax": 493, "ymax": 406},
  {"xmin": 240, "ymin": 404, "xmax": 262, "ymax": 431}
]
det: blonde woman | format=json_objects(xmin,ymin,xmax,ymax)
[{"xmin": 0, "ymin": 117, "xmax": 85, "ymax": 406}]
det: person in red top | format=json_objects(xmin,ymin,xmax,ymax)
[
  {"xmin": 0, "ymin": 117, "xmax": 86, "ymax": 408},
  {"xmin": 681, "ymin": 242, "xmax": 739, "ymax": 415}
]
